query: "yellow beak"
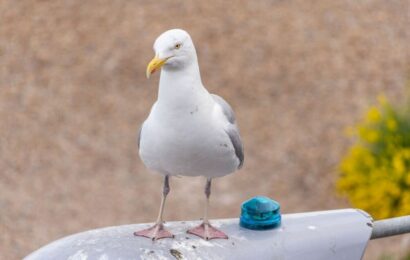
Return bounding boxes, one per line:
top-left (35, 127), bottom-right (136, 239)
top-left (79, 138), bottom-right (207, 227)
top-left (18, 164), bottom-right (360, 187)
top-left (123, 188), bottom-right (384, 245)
top-left (146, 56), bottom-right (168, 79)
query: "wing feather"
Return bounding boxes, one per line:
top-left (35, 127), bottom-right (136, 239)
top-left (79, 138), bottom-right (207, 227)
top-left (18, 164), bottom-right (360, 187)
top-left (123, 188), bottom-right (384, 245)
top-left (212, 94), bottom-right (244, 169)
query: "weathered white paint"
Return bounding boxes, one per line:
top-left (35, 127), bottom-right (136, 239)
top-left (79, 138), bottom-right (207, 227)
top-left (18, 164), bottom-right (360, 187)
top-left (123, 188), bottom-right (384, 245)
top-left (25, 209), bottom-right (373, 260)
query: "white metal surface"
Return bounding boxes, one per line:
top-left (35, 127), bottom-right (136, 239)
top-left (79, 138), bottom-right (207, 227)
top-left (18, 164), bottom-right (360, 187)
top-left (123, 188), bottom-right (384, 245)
top-left (25, 209), bottom-right (373, 260)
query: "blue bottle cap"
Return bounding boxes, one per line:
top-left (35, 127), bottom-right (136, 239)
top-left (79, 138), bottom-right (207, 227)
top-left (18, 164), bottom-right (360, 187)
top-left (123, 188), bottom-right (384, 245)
top-left (240, 196), bottom-right (281, 230)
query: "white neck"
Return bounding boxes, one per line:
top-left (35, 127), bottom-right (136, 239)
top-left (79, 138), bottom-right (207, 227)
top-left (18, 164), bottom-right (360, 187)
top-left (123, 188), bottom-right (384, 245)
top-left (157, 59), bottom-right (209, 110)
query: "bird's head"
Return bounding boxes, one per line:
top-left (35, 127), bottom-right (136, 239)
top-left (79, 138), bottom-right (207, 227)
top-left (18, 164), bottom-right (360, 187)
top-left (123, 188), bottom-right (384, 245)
top-left (146, 29), bottom-right (197, 78)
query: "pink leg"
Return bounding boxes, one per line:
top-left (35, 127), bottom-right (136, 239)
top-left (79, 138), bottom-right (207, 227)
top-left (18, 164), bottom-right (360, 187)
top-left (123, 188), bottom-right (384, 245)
top-left (187, 222), bottom-right (228, 240)
top-left (134, 223), bottom-right (174, 240)
top-left (187, 178), bottom-right (228, 240)
top-left (134, 175), bottom-right (174, 240)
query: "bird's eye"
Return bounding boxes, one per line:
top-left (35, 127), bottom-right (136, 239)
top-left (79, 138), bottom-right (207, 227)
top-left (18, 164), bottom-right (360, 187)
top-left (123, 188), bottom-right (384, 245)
top-left (174, 43), bottom-right (182, 49)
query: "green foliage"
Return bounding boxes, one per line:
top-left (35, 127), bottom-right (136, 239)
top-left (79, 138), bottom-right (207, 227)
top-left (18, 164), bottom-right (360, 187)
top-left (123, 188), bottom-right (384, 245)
top-left (338, 95), bottom-right (410, 219)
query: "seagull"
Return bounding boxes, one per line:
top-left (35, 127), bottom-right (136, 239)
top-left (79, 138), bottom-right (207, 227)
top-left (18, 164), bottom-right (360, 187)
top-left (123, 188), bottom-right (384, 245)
top-left (134, 29), bottom-right (244, 241)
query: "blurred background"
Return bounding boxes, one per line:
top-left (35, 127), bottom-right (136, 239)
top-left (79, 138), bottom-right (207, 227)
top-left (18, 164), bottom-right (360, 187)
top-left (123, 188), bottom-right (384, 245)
top-left (1, 0), bottom-right (409, 259)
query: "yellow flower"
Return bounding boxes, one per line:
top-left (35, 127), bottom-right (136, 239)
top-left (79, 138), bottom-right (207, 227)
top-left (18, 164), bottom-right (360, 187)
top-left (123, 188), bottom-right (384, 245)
top-left (393, 154), bottom-right (405, 173)
top-left (366, 106), bottom-right (381, 123)
top-left (406, 173), bottom-right (410, 185)
top-left (386, 118), bottom-right (397, 131)
top-left (337, 94), bottom-right (410, 219)
top-left (365, 130), bottom-right (379, 143)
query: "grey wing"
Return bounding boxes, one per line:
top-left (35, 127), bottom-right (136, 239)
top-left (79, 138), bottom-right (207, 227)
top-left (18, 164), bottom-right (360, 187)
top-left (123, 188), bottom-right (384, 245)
top-left (211, 94), bottom-right (235, 124)
top-left (137, 121), bottom-right (146, 150)
top-left (226, 125), bottom-right (244, 169)
top-left (137, 126), bottom-right (142, 149)
top-left (211, 94), bottom-right (244, 169)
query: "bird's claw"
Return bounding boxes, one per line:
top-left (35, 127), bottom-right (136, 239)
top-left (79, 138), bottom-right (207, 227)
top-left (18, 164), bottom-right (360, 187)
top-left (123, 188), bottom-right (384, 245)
top-left (187, 222), bottom-right (228, 240)
top-left (134, 223), bottom-right (174, 240)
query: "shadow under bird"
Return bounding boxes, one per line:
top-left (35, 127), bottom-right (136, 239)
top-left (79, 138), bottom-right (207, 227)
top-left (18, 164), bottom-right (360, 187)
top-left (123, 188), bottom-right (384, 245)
top-left (135, 29), bottom-right (244, 240)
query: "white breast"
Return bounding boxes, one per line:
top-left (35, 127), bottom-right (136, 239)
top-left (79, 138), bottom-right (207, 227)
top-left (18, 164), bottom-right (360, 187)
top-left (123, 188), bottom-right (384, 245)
top-left (139, 101), bottom-right (239, 178)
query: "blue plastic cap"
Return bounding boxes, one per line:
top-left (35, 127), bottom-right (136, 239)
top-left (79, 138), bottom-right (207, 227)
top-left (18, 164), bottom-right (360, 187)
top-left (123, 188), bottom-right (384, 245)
top-left (240, 196), bottom-right (281, 230)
